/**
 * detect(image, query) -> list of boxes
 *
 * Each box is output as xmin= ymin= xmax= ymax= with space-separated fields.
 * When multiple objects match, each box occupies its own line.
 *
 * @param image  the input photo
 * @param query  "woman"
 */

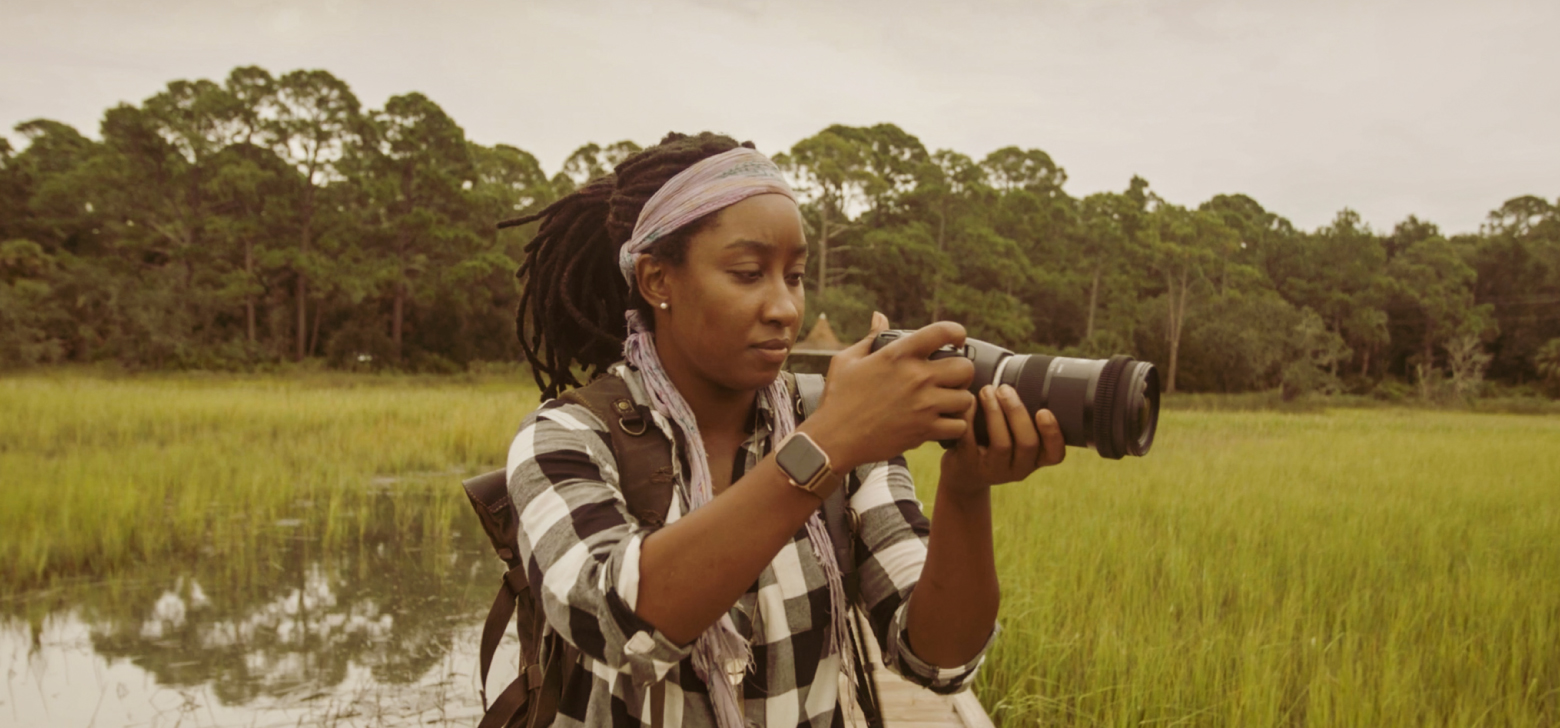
xmin=506 ymin=132 xmax=1064 ymax=728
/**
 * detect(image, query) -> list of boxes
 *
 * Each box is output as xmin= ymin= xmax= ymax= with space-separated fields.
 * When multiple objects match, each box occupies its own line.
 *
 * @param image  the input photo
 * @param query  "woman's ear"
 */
xmin=635 ymin=256 xmax=671 ymax=309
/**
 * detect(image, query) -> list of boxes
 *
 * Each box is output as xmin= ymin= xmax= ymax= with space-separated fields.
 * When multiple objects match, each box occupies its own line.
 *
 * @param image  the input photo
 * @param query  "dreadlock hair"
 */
xmin=506 ymin=132 xmax=758 ymax=400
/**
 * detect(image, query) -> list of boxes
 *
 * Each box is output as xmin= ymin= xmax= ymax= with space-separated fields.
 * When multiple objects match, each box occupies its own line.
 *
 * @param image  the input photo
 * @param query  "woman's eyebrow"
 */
xmin=723 ymin=238 xmax=807 ymax=256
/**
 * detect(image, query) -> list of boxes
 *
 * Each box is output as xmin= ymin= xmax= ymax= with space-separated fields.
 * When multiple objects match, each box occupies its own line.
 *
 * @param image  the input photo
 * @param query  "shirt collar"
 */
xmin=747 ymin=387 xmax=777 ymax=436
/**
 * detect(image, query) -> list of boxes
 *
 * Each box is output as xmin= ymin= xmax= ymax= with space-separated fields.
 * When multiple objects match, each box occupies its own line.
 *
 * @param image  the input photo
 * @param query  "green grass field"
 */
xmin=0 ymin=373 xmax=518 ymax=589
xmin=2 ymin=374 xmax=1557 ymax=726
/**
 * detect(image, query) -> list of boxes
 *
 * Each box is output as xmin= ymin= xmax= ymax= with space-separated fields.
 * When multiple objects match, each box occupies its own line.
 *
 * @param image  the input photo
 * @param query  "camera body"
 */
xmin=869 ymin=330 xmax=1161 ymax=459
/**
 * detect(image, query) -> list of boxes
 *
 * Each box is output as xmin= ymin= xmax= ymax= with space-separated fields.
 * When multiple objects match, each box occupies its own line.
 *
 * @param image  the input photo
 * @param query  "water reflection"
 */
xmin=2 ymin=488 xmax=514 ymax=727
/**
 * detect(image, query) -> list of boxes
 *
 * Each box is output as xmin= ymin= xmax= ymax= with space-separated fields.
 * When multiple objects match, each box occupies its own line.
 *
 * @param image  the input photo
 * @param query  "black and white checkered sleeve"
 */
xmin=848 ymin=456 xmax=997 ymax=695
xmin=505 ymin=400 xmax=695 ymax=686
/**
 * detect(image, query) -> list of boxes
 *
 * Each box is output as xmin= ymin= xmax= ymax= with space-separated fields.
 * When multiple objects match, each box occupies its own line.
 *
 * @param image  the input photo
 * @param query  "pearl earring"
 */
xmin=658 ymin=301 xmax=669 ymax=310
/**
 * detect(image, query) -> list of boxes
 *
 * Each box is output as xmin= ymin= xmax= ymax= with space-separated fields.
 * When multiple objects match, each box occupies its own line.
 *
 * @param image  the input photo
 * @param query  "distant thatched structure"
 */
xmin=788 ymin=314 xmax=844 ymax=374
xmin=793 ymin=313 xmax=845 ymax=354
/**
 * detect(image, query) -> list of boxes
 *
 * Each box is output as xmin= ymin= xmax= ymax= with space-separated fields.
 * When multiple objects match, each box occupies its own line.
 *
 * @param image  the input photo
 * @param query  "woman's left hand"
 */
xmin=940 ymin=383 xmax=1066 ymax=494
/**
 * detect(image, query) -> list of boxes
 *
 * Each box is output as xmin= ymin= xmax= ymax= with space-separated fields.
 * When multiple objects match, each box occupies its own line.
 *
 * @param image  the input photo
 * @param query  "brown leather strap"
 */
xmin=477 ymin=674 xmax=534 ymax=728
xmin=557 ymin=372 xmax=677 ymax=527
xmin=478 ymin=578 xmax=517 ymax=709
xmin=527 ymin=636 xmax=578 ymax=728
xmin=480 ymin=569 xmax=536 ymax=695
xmin=650 ymin=681 xmax=666 ymax=728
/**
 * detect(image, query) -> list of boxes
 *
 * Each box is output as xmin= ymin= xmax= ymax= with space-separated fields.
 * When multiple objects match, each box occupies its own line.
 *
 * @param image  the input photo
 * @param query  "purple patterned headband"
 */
xmin=617 ymin=147 xmax=797 ymax=287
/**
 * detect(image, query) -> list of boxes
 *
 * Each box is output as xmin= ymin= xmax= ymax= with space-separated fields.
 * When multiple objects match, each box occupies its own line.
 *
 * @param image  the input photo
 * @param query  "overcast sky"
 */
xmin=4 ymin=0 xmax=1556 ymax=234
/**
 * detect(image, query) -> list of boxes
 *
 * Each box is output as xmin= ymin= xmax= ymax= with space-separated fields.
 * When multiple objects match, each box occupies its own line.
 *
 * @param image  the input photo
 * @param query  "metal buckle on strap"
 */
xmin=614 ymin=398 xmax=649 ymax=437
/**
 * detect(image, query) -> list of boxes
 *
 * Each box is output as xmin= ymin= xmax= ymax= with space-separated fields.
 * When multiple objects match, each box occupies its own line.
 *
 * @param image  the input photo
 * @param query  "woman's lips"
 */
xmin=751 ymin=340 xmax=790 ymax=363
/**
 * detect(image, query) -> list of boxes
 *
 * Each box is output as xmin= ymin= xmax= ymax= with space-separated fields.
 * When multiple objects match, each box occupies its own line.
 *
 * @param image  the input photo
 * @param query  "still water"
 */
xmin=2 ymin=489 xmax=517 ymax=727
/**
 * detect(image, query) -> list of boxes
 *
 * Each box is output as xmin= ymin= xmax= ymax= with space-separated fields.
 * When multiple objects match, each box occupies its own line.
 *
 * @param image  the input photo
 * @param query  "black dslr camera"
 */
xmin=870 ymin=331 xmax=1161 ymax=459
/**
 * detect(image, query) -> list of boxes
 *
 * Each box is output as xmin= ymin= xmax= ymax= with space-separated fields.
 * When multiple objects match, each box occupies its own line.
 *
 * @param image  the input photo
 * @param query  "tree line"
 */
xmin=3 ymin=65 xmax=1559 ymax=398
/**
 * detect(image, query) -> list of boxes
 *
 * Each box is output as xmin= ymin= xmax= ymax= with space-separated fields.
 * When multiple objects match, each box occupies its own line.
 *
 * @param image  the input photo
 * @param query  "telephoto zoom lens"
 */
xmin=870 ymin=330 xmax=1161 ymax=459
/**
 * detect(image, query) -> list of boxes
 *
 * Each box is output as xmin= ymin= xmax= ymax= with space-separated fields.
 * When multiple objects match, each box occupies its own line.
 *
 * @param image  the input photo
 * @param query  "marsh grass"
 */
xmin=4 ymin=374 xmax=1557 ymax=725
xmin=908 ymin=408 xmax=1560 ymax=726
xmin=0 ymin=373 xmax=530 ymax=590
xmin=1163 ymin=389 xmax=1560 ymax=416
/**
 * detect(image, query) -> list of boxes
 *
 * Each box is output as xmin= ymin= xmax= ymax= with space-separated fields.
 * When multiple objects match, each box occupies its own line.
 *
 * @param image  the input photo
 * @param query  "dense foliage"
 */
xmin=3 ymin=66 xmax=1558 ymax=397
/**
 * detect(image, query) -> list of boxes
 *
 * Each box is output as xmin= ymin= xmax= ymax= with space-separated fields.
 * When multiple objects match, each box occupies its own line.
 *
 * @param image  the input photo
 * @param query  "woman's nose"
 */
xmin=761 ymin=277 xmax=800 ymax=328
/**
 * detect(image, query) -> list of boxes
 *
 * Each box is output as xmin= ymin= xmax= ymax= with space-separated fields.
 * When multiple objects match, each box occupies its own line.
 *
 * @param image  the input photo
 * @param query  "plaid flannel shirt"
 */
xmin=505 ymin=369 xmax=996 ymax=728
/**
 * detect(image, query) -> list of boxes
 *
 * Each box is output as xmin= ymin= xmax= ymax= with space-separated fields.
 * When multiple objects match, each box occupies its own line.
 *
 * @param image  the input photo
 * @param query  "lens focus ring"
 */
xmin=1092 ymin=355 xmax=1134 ymax=460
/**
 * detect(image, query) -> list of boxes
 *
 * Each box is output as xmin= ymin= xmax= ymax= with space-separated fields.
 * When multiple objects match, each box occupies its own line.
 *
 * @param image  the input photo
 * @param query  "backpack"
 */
xmin=461 ymin=366 xmax=884 ymax=728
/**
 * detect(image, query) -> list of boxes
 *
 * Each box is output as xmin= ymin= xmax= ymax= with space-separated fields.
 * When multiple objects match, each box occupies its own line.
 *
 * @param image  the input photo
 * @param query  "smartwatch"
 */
xmin=775 ymin=431 xmax=834 ymax=498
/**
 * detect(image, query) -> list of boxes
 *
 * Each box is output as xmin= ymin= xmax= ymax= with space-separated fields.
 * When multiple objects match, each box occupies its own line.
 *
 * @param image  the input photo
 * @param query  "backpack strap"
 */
xmin=526 ymin=633 xmax=579 ymax=728
xmin=556 ymin=367 xmax=678 ymax=528
xmin=791 ymin=371 xmax=826 ymax=420
xmin=463 ymin=469 xmax=546 ymax=728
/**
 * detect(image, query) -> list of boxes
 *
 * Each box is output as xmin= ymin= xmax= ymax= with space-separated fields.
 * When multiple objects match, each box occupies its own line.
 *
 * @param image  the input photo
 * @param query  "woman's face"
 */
xmin=641 ymin=193 xmax=808 ymax=394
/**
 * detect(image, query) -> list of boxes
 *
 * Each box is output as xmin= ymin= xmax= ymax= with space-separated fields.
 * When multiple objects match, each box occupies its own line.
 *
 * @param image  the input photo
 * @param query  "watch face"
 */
xmin=778 ymin=435 xmax=827 ymax=486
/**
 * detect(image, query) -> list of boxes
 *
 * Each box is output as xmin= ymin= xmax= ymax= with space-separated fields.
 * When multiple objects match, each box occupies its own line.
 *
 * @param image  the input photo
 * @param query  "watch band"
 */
xmin=776 ymin=431 xmax=834 ymax=497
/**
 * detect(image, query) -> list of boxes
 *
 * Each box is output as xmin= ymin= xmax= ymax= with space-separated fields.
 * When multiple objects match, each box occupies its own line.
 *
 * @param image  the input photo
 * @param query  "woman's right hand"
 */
xmin=801 ymin=313 xmax=977 ymax=471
